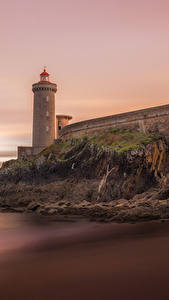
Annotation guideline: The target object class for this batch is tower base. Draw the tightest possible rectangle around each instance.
[17,146,46,159]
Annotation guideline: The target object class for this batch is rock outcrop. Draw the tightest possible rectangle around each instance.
[1,129,169,222]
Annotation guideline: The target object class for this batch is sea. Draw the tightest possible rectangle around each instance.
[0,213,169,299]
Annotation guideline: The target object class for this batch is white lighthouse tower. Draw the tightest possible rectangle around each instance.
[18,68,72,159]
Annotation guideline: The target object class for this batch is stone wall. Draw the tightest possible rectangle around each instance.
[56,115,72,139]
[18,146,45,159]
[59,104,169,140]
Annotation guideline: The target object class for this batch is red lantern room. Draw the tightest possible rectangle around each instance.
[40,68,50,82]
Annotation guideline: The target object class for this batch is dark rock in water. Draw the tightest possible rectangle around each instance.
[27,202,40,211]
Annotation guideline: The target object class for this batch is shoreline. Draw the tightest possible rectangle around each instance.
[0,206,169,224]
[1,180,169,223]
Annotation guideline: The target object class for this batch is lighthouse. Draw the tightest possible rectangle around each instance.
[18,68,72,159]
[32,68,57,154]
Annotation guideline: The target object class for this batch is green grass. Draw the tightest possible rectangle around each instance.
[39,141,74,159]
[90,129,159,154]
[36,129,160,161]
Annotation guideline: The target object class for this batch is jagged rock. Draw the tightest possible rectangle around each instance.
[35,156,46,169]
[27,202,40,211]
[0,132,169,221]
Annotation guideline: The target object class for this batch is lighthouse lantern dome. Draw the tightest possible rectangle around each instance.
[40,68,50,82]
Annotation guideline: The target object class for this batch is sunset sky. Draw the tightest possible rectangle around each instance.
[1,0,169,156]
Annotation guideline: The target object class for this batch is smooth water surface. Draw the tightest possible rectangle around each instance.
[0,213,169,300]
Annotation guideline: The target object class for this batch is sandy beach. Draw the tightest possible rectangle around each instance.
[0,214,169,300]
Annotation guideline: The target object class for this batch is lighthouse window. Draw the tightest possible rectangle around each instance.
[46,96,49,102]
[46,126,49,132]
[58,121,62,131]
[46,111,49,117]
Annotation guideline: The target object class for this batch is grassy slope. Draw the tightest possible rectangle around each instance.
[90,128,159,154]
[39,128,159,159]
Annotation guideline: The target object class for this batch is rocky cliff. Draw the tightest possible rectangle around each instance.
[1,128,169,222]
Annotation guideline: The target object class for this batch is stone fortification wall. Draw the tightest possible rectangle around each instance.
[18,146,44,159]
[59,104,169,140]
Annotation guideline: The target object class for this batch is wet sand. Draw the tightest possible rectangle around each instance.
[0,214,169,300]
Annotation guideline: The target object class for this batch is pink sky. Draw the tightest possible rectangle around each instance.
[1,0,169,155]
